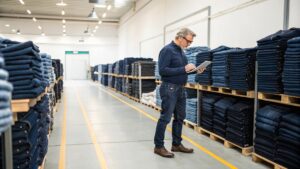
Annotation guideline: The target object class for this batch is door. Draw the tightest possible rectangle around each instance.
[65,51,90,80]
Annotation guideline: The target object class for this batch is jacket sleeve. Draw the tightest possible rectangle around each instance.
[158,48,186,76]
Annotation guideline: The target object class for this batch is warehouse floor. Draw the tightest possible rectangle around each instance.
[45,80,267,169]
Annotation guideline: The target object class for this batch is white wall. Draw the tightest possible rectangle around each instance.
[118,0,300,61]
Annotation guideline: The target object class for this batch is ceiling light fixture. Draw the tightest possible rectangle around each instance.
[107,5,112,10]
[33,17,37,22]
[63,29,66,33]
[26,9,31,14]
[102,13,106,18]
[12,29,16,33]
[19,0,25,5]
[98,20,102,24]
[63,25,66,28]
[88,8,98,19]
[38,26,42,30]
[56,0,67,6]
[61,9,65,15]
[5,24,10,27]
[62,19,66,23]
[94,4,106,8]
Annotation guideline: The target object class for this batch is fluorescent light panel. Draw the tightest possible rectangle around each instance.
[102,13,106,18]
[33,17,37,22]
[19,0,25,5]
[26,9,31,14]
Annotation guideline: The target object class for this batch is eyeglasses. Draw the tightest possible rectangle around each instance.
[182,37,193,44]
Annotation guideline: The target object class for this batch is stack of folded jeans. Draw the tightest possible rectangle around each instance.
[115,77,123,92]
[282,37,300,96]
[108,64,113,87]
[0,52,13,133]
[52,59,64,102]
[200,93,221,131]
[226,101,253,147]
[213,97,237,138]
[229,47,257,91]
[40,53,53,87]
[196,46,231,85]
[212,48,240,88]
[124,58,153,75]
[186,98,197,124]
[185,46,209,83]
[257,28,300,93]
[254,105,290,161]
[0,40,46,99]
[276,112,300,168]
[91,65,99,81]
[155,85,162,108]
[132,79,156,98]
[131,61,156,77]
[155,61,160,80]
[114,60,125,75]
[101,64,109,86]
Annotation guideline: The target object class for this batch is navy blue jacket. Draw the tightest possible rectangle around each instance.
[158,41,188,85]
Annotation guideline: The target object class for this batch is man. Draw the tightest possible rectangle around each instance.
[154,28,205,158]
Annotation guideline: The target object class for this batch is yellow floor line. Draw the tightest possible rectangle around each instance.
[99,87,238,169]
[58,95,67,169]
[75,89,108,169]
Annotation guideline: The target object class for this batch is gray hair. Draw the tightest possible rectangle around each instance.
[175,28,196,39]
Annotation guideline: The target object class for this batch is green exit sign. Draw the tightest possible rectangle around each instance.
[65,51,89,55]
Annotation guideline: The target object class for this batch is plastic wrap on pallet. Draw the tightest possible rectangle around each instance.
[140,91,156,107]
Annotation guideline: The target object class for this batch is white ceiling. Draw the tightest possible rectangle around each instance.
[0,0,136,36]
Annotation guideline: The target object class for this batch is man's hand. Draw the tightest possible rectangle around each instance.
[185,63,196,72]
[196,68,206,74]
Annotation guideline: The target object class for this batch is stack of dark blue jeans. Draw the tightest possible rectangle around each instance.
[155,85,162,108]
[282,37,300,96]
[0,40,46,99]
[132,79,156,98]
[212,48,240,88]
[229,47,257,91]
[226,101,253,147]
[185,89,198,123]
[254,105,290,161]
[185,46,209,83]
[0,51,13,133]
[131,61,156,77]
[124,58,153,75]
[196,46,230,85]
[101,64,109,86]
[200,93,221,131]
[40,53,53,87]
[257,28,300,93]
[213,97,236,138]
[275,113,300,168]
[52,59,63,102]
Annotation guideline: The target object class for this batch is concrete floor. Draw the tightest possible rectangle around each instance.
[45,80,268,169]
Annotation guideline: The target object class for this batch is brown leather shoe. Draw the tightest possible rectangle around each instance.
[171,144,194,153]
[154,147,175,158]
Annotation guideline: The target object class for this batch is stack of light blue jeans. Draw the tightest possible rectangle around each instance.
[282,37,300,96]
[185,46,209,83]
[155,85,162,107]
[40,53,53,87]
[196,46,230,85]
[0,40,46,99]
[276,113,300,169]
[213,97,236,138]
[229,47,257,91]
[212,48,240,87]
[256,28,300,93]
[155,61,160,80]
[185,98,197,124]
[254,105,291,161]
[200,93,221,131]
[226,101,253,147]
[0,51,13,134]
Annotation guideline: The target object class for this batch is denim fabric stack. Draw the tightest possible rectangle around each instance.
[254,105,290,161]
[229,48,257,91]
[155,85,161,108]
[52,59,63,102]
[282,37,300,96]
[186,98,197,124]
[155,61,160,80]
[115,77,123,92]
[115,60,124,75]
[91,65,99,81]
[132,79,156,98]
[108,64,113,87]
[124,58,153,75]
[196,46,230,85]
[40,53,53,87]
[0,40,46,99]
[226,101,253,147]
[47,88,55,131]
[276,113,300,168]
[212,48,240,88]
[131,61,156,77]
[0,50,13,133]
[256,28,300,94]
[200,93,221,131]
[185,47,209,83]
[101,64,109,86]
[213,97,236,138]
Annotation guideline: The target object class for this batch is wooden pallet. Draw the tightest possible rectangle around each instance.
[252,153,287,169]
[198,85,254,98]
[258,92,300,107]
[152,105,161,112]
[183,120,197,130]
[185,83,198,89]
[197,127,253,156]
